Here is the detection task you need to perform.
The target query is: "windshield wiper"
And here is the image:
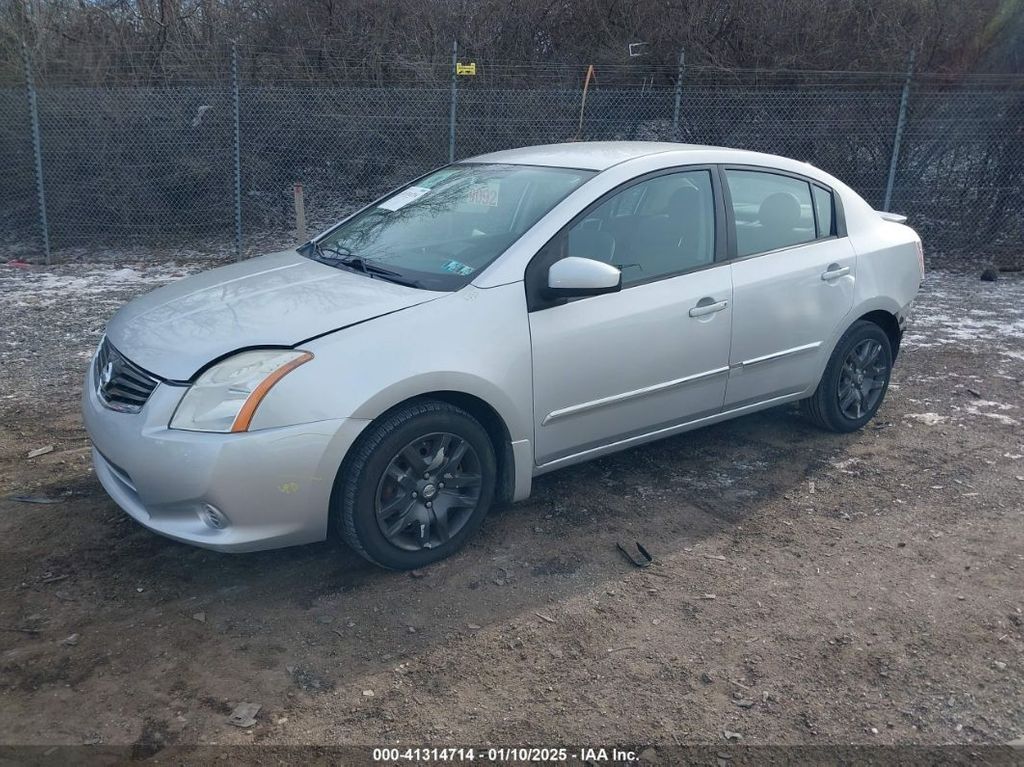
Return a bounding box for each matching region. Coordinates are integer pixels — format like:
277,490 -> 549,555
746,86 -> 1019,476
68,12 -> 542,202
311,242 -> 423,288
310,241 -> 355,264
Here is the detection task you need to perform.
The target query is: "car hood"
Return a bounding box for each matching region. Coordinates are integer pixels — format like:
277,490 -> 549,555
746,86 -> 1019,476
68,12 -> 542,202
105,250 -> 446,380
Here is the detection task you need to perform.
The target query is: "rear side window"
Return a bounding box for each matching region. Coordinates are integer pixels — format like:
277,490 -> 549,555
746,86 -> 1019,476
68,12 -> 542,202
725,169 -> 816,257
813,185 -> 835,237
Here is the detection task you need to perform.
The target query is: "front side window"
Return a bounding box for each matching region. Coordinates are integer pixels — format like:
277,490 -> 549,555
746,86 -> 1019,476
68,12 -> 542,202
560,169 -> 716,287
725,169 -> 817,257
310,163 -> 595,290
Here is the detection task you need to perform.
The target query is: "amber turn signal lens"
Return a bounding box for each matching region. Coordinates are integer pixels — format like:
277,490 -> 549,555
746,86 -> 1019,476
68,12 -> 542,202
229,352 -> 313,432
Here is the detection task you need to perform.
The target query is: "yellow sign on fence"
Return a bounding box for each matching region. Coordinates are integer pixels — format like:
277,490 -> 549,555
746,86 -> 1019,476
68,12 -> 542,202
456,62 -> 477,76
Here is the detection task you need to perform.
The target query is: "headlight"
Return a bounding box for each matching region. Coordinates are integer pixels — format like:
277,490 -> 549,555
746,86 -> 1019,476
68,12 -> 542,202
169,349 -> 312,433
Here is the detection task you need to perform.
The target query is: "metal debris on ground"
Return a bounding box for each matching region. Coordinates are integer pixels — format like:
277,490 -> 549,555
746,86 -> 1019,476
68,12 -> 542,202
227,702 -> 261,728
616,541 -> 653,568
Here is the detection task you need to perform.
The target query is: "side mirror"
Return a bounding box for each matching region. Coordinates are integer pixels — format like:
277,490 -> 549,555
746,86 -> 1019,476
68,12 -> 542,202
546,256 -> 622,298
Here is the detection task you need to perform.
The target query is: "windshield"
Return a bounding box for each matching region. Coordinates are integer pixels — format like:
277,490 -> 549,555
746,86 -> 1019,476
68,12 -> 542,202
308,163 -> 595,290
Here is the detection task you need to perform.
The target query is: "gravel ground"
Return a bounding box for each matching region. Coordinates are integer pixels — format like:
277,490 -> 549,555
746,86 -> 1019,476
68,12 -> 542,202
0,256 -> 1022,755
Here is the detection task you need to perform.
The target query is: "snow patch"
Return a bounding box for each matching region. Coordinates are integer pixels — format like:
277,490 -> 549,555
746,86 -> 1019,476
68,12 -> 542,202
0,264 -> 197,308
903,272 -> 1024,356
964,399 -> 1021,427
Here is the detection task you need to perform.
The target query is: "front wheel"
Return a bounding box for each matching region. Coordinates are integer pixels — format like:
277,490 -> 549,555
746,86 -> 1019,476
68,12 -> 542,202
334,400 -> 496,570
802,320 -> 893,433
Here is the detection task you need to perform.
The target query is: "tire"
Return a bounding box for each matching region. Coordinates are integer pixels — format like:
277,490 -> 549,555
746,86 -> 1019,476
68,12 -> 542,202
802,320 -> 893,433
334,399 -> 496,570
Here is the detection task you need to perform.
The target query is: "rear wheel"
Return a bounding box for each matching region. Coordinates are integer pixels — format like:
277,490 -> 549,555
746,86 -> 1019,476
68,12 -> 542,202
802,320 -> 893,433
334,400 -> 496,570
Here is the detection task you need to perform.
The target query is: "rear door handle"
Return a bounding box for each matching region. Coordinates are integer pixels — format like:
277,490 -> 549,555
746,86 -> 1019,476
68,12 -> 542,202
689,299 -> 729,317
821,265 -> 850,281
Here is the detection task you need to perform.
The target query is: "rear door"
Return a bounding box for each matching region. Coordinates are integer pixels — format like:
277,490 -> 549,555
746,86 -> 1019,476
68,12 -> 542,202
722,168 -> 855,408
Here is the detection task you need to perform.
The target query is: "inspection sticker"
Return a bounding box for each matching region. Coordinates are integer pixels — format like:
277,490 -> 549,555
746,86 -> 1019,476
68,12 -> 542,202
378,186 -> 430,211
441,259 -> 475,276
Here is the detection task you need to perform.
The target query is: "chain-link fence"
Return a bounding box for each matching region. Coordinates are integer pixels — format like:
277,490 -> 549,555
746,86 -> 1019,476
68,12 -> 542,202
1,42 -> 1021,264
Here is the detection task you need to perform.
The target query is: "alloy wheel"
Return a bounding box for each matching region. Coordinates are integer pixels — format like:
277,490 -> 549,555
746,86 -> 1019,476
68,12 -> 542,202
837,338 -> 888,420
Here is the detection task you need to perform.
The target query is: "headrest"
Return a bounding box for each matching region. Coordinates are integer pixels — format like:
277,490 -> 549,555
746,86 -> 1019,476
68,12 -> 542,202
758,192 -> 801,230
669,185 -> 700,212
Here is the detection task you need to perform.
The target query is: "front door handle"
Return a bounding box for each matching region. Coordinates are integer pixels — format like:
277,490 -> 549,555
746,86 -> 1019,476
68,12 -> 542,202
821,264 -> 851,281
689,298 -> 729,317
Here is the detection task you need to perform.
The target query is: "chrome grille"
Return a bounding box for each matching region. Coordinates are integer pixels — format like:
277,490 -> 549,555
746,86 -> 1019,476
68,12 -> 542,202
94,337 -> 161,413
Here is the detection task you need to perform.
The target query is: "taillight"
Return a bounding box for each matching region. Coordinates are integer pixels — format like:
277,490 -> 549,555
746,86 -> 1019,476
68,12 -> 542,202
915,240 -> 925,277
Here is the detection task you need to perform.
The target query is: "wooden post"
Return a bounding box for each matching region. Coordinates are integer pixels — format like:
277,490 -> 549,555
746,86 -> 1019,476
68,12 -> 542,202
231,41 -> 243,259
293,183 -> 306,243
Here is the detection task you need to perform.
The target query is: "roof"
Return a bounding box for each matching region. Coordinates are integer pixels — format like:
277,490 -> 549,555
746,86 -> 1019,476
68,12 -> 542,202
463,141 -> 714,171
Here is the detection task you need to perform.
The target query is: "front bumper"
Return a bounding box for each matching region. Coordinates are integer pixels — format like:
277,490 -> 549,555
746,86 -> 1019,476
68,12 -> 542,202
82,368 -> 368,552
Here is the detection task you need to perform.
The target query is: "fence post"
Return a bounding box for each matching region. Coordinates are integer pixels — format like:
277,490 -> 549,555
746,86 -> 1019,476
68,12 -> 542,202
21,41 -> 50,265
883,49 -> 915,212
448,39 -> 458,163
231,41 -> 243,260
671,48 -> 685,143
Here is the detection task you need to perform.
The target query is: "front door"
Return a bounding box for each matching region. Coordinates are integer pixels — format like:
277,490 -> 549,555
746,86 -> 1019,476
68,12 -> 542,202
527,168 -> 733,465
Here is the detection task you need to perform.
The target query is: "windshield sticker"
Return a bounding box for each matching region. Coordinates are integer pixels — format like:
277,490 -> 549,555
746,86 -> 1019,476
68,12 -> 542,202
465,181 -> 500,208
441,259 -> 475,276
378,186 -> 431,211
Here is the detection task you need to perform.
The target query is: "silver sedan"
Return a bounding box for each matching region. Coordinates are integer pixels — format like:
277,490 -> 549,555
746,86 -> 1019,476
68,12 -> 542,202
83,142 -> 923,569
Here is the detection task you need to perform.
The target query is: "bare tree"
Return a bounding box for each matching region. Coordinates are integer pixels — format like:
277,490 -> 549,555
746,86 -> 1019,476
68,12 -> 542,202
1,0 -> 1018,86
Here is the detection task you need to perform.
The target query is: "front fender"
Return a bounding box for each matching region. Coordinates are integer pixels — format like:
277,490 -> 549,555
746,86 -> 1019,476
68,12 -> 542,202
247,284 -> 535,446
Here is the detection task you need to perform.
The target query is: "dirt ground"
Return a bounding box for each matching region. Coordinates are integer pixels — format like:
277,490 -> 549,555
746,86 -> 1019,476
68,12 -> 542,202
0,257 -> 1022,754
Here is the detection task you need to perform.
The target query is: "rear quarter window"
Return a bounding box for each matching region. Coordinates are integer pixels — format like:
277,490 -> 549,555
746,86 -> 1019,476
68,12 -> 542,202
813,185 -> 835,238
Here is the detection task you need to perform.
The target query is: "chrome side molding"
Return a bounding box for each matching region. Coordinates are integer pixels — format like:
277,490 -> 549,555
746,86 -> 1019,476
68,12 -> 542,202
737,341 -> 821,369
